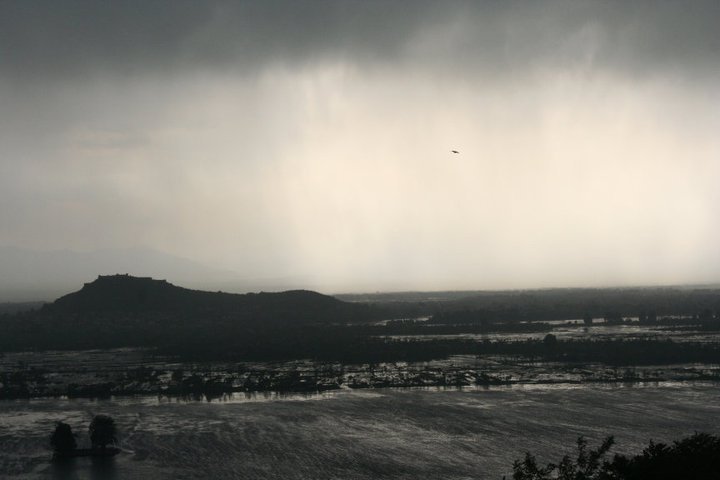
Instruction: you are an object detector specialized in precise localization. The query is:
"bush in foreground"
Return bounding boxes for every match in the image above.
[89,414,117,449]
[50,422,77,454]
[512,433,720,480]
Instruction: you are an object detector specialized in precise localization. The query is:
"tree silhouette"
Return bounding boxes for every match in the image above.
[89,415,117,449]
[512,433,720,480]
[543,333,558,348]
[50,422,77,453]
[513,436,614,480]
[606,432,720,479]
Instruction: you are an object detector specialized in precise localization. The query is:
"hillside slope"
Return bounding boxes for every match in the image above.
[1,275,378,352]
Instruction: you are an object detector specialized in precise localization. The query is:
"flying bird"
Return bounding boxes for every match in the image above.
[451,150,459,154]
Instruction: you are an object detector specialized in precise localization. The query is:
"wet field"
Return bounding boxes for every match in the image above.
[2,382,720,479]
[382,321,720,344]
[4,319,720,400]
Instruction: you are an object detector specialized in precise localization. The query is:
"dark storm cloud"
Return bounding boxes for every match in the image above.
[0,0,439,79]
[1,0,719,294]
[1,1,719,82]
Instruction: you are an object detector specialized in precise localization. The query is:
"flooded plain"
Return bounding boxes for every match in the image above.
[2,382,720,479]
[3,320,720,478]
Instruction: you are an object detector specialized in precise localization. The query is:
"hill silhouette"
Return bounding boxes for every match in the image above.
[0,246,248,302]
[49,274,346,318]
[0,275,380,353]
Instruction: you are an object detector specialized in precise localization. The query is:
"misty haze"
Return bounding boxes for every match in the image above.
[2,1,720,479]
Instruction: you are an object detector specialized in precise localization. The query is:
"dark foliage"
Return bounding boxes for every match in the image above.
[512,433,720,480]
[89,415,117,449]
[513,436,615,480]
[50,422,76,453]
[429,288,720,324]
[605,432,720,480]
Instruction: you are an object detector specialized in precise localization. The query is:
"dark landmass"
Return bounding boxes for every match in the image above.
[48,274,370,320]
[0,274,382,352]
[341,287,720,322]
[2,275,720,356]
[428,288,720,324]
[2,275,720,400]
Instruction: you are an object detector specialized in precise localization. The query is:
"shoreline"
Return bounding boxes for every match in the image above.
[3,375,719,403]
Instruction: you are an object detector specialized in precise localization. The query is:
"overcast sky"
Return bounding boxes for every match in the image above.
[1,0,719,292]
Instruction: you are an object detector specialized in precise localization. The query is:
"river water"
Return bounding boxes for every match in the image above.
[2,382,719,479]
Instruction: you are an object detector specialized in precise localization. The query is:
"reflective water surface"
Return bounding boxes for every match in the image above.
[2,382,719,479]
